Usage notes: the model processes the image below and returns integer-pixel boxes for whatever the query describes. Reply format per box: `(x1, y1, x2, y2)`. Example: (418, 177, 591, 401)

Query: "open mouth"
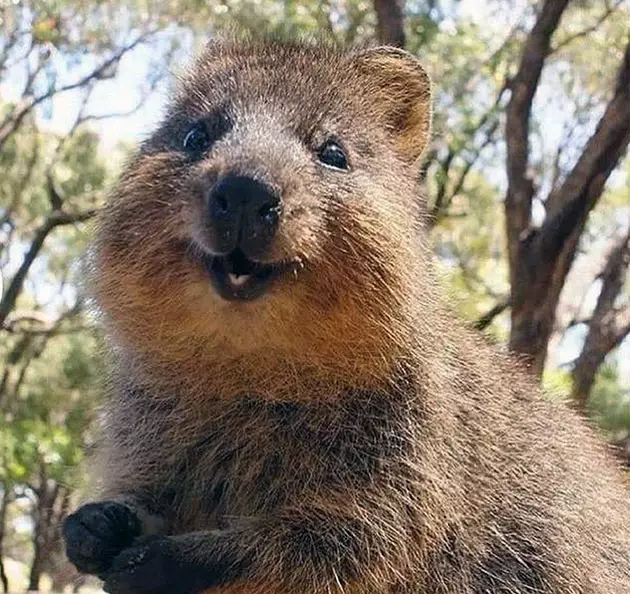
(203, 248, 291, 301)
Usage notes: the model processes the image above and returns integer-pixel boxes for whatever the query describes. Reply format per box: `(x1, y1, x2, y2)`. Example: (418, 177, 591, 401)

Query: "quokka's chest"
(165, 395, 413, 531)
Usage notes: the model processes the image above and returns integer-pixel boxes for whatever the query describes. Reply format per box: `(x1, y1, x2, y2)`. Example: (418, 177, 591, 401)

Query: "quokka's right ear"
(350, 47, 433, 164)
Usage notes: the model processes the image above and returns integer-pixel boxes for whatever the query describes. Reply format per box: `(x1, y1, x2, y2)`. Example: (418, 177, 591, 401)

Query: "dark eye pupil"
(318, 142, 348, 170)
(183, 123, 209, 153)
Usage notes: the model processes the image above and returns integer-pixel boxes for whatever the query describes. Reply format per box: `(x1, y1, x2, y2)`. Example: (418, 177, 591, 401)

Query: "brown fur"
(87, 36, 630, 593)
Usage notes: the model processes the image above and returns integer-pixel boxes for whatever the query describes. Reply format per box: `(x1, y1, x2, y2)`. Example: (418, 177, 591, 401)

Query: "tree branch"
(431, 149, 455, 223)
(0, 209, 98, 328)
(549, 0, 625, 56)
(0, 18, 27, 73)
(430, 84, 507, 226)
(0, 136, 39, 265)
(571, 230, 630, 411)
(506, 9, 630, 374)
(474, 298, 511, 331)
(505, 0, 570, 278)
(46, 173, 63, 210)
(0, 32, 155, 152)
(2, 299, 85, 335)
(451, 120, 501, 198)
(539, 38, 630, 264)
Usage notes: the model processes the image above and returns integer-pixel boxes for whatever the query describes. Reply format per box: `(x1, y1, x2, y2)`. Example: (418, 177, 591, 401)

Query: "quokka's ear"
(351, 46, 432, 163)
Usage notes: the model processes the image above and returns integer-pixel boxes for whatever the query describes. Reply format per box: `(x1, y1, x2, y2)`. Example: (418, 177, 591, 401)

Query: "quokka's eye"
(317, 141, 349, 170)
(183, 122, 210, 154)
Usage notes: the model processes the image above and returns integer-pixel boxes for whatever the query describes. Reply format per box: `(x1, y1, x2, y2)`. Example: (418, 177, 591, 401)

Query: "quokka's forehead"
(195, 37, 354, 79)
(174, 39, 367, 119)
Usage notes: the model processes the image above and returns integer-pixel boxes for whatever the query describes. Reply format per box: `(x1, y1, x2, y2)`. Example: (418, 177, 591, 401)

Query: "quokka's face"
(93, 39, 432, 359)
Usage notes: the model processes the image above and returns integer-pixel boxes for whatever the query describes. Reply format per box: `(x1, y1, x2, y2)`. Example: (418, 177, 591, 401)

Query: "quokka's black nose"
(206, 174, 282, 257)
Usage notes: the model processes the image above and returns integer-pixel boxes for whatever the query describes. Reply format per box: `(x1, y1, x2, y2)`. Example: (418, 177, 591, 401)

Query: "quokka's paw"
(63, 501, 142, 575)
(100, 535, 221, 594)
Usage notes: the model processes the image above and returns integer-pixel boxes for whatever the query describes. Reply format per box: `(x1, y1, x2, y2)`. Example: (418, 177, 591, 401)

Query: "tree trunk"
(612, 436, 630, 468)
(28, 474, 60, 591)
(46, 489, 75, 592)
(28, 497, 45, 592)
(0, 488, 10, 593)
(505, 0, 630, 375)
(570, 232, 630, 411)
(571, 346, 606, 412)
(373, 0, 406, 47)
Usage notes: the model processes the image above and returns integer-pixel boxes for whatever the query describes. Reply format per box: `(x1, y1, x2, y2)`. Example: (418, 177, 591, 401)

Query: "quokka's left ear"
(351, 46, 433, 163)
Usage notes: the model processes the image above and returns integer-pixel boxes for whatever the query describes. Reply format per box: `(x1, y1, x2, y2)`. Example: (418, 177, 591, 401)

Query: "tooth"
(228, 273, 251, 287)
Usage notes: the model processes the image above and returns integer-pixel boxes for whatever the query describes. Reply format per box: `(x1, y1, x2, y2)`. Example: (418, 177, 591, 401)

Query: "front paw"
(101, 536, 219, 594)
(63, 501, 142, 575)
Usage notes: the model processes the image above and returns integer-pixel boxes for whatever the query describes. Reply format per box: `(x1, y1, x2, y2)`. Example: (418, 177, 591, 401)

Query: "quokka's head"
(92, 37, 433, 378)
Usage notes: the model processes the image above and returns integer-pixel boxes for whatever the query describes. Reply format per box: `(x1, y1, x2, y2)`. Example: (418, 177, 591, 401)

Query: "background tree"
(0, 1, 178, 588)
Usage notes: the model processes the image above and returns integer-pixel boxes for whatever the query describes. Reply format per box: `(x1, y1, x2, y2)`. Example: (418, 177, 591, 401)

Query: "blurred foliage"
(0, 0, 629, 590)
(589, 362, 630, 440)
